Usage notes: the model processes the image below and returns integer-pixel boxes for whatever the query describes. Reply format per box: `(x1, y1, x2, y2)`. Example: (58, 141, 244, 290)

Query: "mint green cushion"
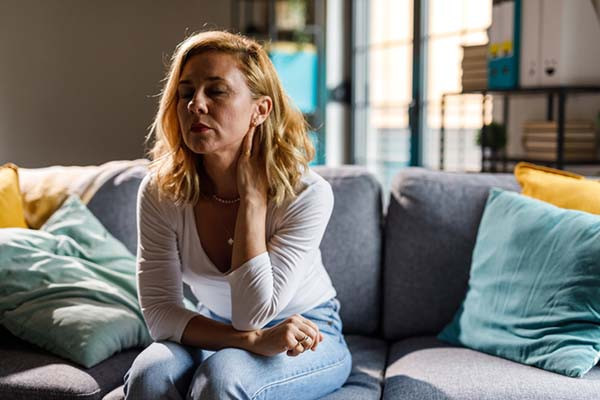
(0, 195, 151, 368)
(438, 188, 600, 378)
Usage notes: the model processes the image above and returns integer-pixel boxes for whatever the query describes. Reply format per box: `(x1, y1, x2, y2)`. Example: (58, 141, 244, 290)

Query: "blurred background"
(2, 0, 600, 195)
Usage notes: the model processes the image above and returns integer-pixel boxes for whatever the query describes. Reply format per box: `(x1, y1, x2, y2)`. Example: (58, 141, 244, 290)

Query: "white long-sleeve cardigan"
(136, 168, 337, 342)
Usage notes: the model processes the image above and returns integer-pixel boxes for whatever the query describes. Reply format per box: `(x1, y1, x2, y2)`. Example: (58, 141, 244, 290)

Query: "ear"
(253, 96, 273, 125)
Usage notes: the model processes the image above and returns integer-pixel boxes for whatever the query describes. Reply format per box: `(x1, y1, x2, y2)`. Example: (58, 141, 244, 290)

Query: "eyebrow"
(178, 76, 226, 85)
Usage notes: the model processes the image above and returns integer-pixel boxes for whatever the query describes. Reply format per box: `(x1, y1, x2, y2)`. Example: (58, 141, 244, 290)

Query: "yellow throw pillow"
(0, 163, 28, 228)
(18, 165, 98, 229)
(18, 159, 149, 229)
(514, 162, 600, 214)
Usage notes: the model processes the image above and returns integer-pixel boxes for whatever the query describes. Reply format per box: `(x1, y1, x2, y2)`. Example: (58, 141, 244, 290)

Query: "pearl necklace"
(207, 193, 238, 245)
(211, 194, 240, 204)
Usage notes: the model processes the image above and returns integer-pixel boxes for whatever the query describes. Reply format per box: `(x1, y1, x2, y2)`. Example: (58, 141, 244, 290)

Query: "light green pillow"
(0, 195, 151, 368)
(438, 188, 600, 377)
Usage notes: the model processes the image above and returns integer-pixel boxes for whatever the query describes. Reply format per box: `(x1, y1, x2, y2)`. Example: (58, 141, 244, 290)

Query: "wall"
(0, 1, 231, 167)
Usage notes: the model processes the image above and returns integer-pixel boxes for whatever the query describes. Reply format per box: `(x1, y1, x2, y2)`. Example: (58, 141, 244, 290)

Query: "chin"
(183, 137, 211, 154)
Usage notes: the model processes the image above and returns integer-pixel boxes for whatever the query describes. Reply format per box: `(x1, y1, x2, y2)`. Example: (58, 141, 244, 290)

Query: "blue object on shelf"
(308, 131, 325, 165)
(488, 0, 521, 89)
(269, 46, 318, 114)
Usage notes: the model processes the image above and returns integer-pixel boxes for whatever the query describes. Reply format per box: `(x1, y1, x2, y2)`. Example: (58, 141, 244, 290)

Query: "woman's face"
(176, 51, 256, 157)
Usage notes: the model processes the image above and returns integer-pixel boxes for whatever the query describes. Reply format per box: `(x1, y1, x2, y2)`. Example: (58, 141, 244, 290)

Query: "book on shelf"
(523, 120, 595, 132)
(462, 79, 488, 92)
(531, 0, 600, 87)
(521, 118, 598, 161)
(462, 59, 488, 71)
(488, 0, 520, 89)
(523, 131, 597, 142)
(462, 44, 487, 59)
(461, 69, 487, 80)
(523, 140, 596, 152)
(461, 44, 488, 91)
(524, 149, 598, 161)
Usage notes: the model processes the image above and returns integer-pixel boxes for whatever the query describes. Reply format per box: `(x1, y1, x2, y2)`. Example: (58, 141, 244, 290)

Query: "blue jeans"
(123, 298, 351, 400)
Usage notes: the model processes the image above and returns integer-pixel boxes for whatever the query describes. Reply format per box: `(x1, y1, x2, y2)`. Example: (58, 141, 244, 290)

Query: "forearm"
(180, 314, 257, 350)
(230, 198, 267, 272)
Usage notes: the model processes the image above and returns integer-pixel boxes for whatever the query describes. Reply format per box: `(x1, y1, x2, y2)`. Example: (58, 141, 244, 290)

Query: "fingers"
(294, 317, 321, 351)
(284, 329, 304, 357)
(290, 341, 305, 357)
(284, 315, 323, 357)
(302, 319, 322, 351)
(242, 124, 256, 159)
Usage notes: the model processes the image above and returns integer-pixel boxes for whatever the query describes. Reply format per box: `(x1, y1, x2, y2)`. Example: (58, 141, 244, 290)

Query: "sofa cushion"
(0, 163, 28, 228)
(314, 166, 383, 335)
(382, 168, 520, 340)
(383, 336, 600, 400)
(0, 196, 151, 368)
(515, 162, 600, 214)
(321, 335, 387, 400)
(87, 165, 148, 255)
(439, 188, 600, 377)
(0, 327, 141, 400)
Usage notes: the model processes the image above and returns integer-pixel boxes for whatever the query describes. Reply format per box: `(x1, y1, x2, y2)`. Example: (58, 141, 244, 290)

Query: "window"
(424, 0, 491, 171)
(353, 0, 413, 192)
(353, 0, 492, 189)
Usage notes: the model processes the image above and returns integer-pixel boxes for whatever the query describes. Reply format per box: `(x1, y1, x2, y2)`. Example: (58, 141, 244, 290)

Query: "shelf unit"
(440, 86, 600, 172)
(231, 0, 327, 165)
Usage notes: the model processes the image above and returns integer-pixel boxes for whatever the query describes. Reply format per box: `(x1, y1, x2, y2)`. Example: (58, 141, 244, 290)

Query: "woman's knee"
(187, 348, 253, 400)
(124, 341, 201, 400)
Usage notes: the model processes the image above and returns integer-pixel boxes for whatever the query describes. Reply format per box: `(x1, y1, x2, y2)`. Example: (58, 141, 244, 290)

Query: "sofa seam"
(0, 386, 102, 398)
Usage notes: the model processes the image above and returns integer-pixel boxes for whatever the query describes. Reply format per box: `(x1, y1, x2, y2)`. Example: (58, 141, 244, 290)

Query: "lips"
(191, 123, 211, 133)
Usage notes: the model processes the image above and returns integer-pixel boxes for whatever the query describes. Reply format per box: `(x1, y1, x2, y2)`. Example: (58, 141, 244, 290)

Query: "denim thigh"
(124, 298, 351, 400)
(187, 298, 351, 400)
(123, 340, 212, 400)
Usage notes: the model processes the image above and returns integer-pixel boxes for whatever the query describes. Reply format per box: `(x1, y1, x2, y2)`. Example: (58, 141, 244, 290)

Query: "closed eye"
(207, 88, 227, 96)
(178, 89, 194, 99)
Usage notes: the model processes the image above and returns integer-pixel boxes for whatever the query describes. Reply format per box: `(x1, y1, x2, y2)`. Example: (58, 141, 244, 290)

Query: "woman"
(123, 31, 352, 400)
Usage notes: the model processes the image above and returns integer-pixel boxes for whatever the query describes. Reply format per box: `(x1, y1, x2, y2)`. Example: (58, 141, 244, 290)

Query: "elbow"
(141, 305, 181, 342)
(231, 305, 278, 331)
(147, 325, 172, 342)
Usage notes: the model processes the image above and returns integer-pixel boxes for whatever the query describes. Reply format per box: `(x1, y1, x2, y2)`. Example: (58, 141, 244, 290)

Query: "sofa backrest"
(313, 166, 384, 336)
(87, 166, 148, 255)
(382, 168, 520, 340)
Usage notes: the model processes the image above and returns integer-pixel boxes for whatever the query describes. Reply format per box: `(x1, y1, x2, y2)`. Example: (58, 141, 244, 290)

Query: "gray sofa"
(2, 165, 600, 399)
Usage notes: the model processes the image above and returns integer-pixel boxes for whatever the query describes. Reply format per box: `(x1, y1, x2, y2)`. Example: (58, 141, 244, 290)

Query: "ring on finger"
(300, 335, 312, 346)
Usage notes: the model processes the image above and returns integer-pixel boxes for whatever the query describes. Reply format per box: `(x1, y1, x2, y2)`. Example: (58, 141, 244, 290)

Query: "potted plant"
(476, 121, 507, 159)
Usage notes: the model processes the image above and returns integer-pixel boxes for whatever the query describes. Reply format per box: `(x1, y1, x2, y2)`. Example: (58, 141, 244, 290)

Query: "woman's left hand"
(247, 314, 324, 357)
(236, 124, 269, 205)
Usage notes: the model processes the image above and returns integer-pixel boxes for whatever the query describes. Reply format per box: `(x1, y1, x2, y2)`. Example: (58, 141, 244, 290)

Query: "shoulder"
(276, 168, 334, 221)
(138, 173, 162, 208)
(295, 168, 333, 204)
(137, 173, 181, 226)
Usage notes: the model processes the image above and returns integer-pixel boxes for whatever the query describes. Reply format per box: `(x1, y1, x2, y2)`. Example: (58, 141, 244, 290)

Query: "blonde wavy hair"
(147, 30, 315, 207)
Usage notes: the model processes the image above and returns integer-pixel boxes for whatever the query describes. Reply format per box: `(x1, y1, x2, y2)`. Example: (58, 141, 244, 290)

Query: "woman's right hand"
(248, 314, 324, 357)
(236, 123, 269, 206)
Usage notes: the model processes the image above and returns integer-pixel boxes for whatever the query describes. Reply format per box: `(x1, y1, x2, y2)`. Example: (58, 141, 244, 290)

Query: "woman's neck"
(200, 153, 239, 199)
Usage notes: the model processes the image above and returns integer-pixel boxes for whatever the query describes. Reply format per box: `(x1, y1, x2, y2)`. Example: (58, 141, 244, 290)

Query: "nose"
(187, 94, 208, 115)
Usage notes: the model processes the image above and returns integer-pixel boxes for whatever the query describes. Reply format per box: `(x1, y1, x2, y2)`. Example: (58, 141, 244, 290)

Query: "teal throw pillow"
(438, 188, 600, 378)
(0, 195, 151, 368)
